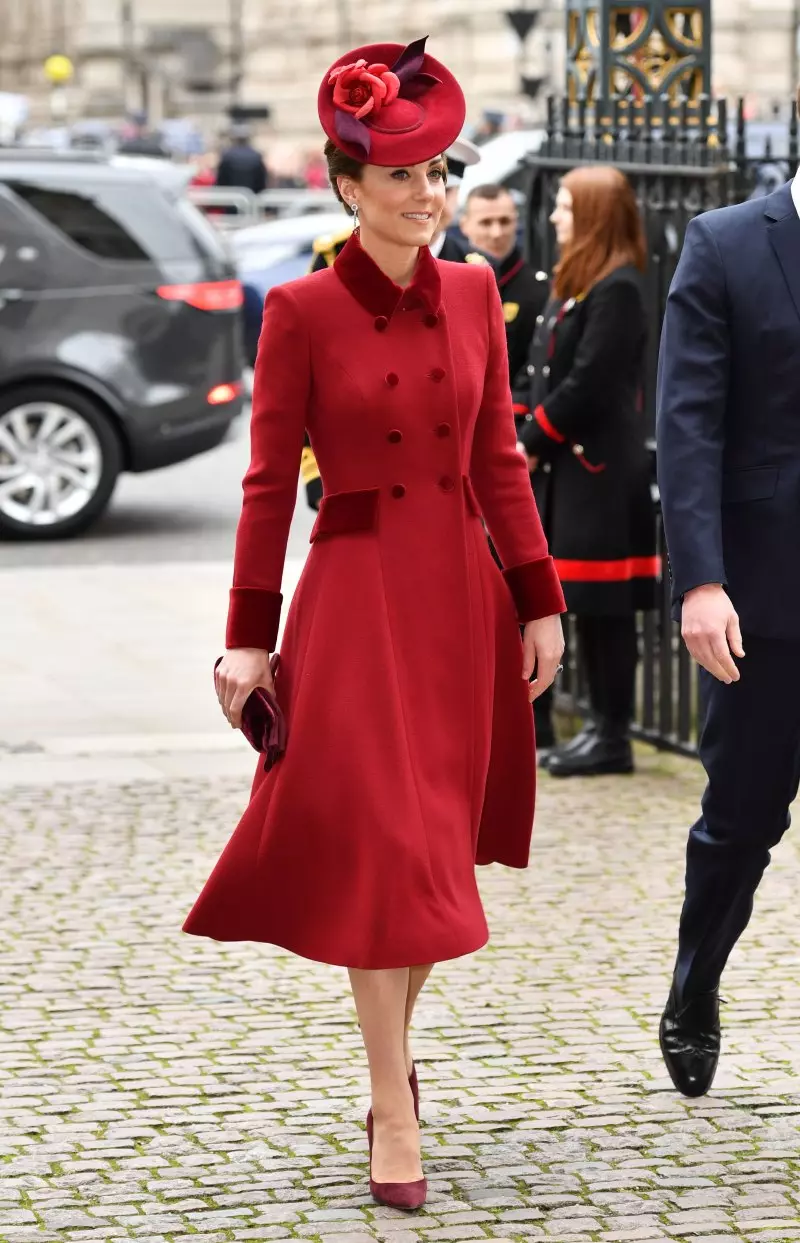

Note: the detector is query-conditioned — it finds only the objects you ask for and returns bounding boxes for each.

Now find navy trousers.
[675,635,800,999]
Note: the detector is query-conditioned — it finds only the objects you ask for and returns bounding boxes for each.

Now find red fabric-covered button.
[385,372,399,387]
[439,475,455,492]
[387,429,403,444]
[424,313,439,328]
[374,315,388,332]
[429,367,446,382]
[435,422,451,438]
[391,484,406,499]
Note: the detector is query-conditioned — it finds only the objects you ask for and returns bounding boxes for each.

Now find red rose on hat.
[319,37,466,165]
[329,59,401,121]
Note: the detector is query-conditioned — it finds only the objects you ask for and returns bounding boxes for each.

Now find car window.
[5,178,210,263]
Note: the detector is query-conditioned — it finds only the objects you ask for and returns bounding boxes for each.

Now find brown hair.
[553,166,646,300]
[324,139,364,215]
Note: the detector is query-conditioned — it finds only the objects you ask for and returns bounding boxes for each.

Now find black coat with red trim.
[496,247,549,415]
[518,263,658,614]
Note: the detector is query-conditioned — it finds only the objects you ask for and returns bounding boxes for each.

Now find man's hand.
[681,583,744,683]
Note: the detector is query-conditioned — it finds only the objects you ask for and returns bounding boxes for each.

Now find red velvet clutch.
[214,652,287,772]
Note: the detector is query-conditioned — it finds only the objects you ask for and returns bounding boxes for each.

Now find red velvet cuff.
[503,556,566,622]
[226,588,283,652]
[534,404,566,444]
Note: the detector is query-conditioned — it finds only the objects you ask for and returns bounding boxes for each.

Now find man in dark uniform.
[461,183,552,746]
[460,183,549,416]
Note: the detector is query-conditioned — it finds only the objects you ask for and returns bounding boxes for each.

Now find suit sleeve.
[656,216,729,607]
[519,279,643,454]
[470,267,565,622]
[226,285,309,651]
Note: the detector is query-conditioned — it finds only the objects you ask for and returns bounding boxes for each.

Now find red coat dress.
[183,234,565,969]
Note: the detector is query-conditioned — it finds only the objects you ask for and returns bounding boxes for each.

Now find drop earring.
[351,202,359,229]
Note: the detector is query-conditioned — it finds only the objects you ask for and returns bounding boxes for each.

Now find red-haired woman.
[519,166,659,777]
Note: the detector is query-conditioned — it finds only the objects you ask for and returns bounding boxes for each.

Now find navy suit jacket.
[657,181,800,638]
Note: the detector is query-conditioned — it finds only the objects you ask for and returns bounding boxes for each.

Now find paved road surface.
[3,755,800,1242]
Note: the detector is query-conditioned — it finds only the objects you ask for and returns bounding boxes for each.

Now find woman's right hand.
[215,648,274,729]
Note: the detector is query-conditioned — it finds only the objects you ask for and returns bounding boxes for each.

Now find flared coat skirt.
[183,481,536,969]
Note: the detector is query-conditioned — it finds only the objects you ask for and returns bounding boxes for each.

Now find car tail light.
[156,279,244,311]
[207,382,242,405]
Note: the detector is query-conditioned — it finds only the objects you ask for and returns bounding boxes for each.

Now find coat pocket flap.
[310,487,380,542]
[721,466,779,504]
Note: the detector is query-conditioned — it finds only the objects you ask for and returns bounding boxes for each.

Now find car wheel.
[0,385,122,540]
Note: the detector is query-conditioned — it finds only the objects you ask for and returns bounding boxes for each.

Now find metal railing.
[187,186,338,228]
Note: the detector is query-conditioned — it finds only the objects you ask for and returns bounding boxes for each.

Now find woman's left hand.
[522,615,565,702]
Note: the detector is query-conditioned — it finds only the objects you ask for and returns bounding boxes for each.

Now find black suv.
[0,151,244,539]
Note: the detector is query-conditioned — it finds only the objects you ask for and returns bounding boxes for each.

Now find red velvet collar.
[334,231,442,320]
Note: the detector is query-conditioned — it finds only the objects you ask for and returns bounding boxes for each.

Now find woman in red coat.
[183,38,565,1210]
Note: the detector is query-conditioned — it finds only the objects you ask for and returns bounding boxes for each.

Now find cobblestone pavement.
[3,752,800,1243]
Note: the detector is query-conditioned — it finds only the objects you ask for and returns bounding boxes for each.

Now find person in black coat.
[460,184,549,414]
[217,125,269,195]
[518,166,658,775]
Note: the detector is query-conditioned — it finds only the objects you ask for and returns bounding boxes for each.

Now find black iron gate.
[524,97,798,755]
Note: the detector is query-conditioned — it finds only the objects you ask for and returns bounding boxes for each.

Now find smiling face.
[550,185,574,247]
[338,156,447,247]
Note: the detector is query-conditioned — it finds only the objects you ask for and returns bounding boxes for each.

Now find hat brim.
[318,42,466,167]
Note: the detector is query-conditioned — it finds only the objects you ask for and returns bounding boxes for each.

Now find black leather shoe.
[659,986,721,1097]
[547,731,633,777]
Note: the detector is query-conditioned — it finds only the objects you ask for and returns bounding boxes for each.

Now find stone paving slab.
[2,752,800,1242]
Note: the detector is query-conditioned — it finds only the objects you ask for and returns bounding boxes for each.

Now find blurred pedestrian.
[185,34,564,1211]
[216,123,269,194]
[654,94,800,1098]
[117,111,168,157]
[188,152,217,187]
[518,166,658,776]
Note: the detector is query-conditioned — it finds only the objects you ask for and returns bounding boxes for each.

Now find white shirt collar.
[429,232,445,259]
[791,167,800,219]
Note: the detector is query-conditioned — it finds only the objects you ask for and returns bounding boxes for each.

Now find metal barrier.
[187,186,337,228]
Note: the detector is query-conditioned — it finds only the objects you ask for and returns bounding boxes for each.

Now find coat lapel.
[765,181,800,323]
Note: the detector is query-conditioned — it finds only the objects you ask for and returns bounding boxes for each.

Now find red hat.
[318,36,466,167]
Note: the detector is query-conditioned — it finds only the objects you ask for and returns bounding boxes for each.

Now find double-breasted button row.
[390,479,458,498]
[374,311,440,332]
[384,368,447,386]
[387,423,451,444]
